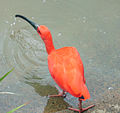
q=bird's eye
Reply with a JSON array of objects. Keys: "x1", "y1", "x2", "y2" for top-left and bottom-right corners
[{"x1": 38, "y1": 30, "x2": 41, "y2": 34}]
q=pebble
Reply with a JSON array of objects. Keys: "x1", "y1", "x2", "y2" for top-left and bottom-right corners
[{"x1": 108, "y1": 87, "x2": 113, "y2": 90}]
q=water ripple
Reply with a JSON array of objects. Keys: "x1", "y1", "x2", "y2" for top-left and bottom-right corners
[{"x1": 3, "y1": 26, "x2": 50, "y2": 84}]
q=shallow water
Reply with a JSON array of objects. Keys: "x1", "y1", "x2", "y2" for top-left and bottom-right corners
[{"x1": 0, "y1": 0, "x2": 120, "y2": 113}]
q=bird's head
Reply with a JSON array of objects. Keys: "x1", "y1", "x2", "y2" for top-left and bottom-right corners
[
  {"x1": 15, "y1": 15, "x2": 51, "y2": 41},
  {"x1": 37, "y1": 25, "x2": 51, "y2": 41}
]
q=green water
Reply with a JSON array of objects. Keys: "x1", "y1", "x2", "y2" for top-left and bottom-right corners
[{"x1": 0, "y1": 0, "x2": 120, "y2": 113}]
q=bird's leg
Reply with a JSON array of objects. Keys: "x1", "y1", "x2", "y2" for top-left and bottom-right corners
[
  {"x1": 49, "y1": 90, "x2": 66, "y2": 98},
  {"x1": 49, "y1": 85, "x2": 66, "y2": 98},
  {"x1": 68, "y1": 98, "x2": 95, "y2": 113}
]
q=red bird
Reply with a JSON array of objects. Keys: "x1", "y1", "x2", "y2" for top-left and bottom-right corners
[{"x1": 15, "y1": 15, "x2": 95, "y2": 113}]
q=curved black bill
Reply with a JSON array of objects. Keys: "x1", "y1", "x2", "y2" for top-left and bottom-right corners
[{"x1": 15, "y1": 15, "x2": 39, "y2": 30}]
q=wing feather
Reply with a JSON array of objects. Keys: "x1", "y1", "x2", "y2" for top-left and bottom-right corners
[{"x1": 48, "y1": 47, "x2": 89, "y2": 99}]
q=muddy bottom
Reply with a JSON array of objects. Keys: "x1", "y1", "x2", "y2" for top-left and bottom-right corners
[{"x1": 55, "y1": 88, "x2": 120, "y2": 113}]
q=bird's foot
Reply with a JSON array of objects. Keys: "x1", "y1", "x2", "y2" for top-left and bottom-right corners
[
  {"x1": 68, "y1": 105, "x2": 95, "y2": 113},
  {"x1": 48, "y1": 85, "x2": 66, "y2": 98},
  {"x1": 82, "y1": 105, "x2": 95, "y2": 112},
  {"x1": 49, "y1": 90, "x2": 66, "y2": 98}
]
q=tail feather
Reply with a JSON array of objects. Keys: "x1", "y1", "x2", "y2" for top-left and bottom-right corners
[{"x1": 80, "y1": 84, "x2": 90, "y2": 101}]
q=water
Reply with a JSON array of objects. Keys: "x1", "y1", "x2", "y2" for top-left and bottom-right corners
[{"x1": 0, "y1": 0, "x2": 120, "y2": 113}]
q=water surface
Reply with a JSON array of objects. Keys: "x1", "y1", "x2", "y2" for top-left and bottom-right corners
[{"x1": 0, "y1": 0, "x2": 120, "y2": 113}]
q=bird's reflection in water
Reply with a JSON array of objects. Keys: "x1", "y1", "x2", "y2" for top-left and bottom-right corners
[
  {"x1": 25, "y1": 79, "x2": 70, "y2": 113},
  {"x1": 44, "y1": 97, "x2": 70, "y2": 113}
]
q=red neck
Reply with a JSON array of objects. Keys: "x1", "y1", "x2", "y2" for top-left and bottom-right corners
[{"x1": 43, "y1": 33, "x2": 55, "y2": 54}]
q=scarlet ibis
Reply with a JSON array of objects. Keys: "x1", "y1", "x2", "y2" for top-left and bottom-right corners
[{"x1": 15, "y1": 15, "x2": 95, "y2": 113}]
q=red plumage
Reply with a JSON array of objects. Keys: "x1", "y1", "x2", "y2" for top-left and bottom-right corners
[{"x1": 48, "y1": 47, "x2": 90, "y2": 100}]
